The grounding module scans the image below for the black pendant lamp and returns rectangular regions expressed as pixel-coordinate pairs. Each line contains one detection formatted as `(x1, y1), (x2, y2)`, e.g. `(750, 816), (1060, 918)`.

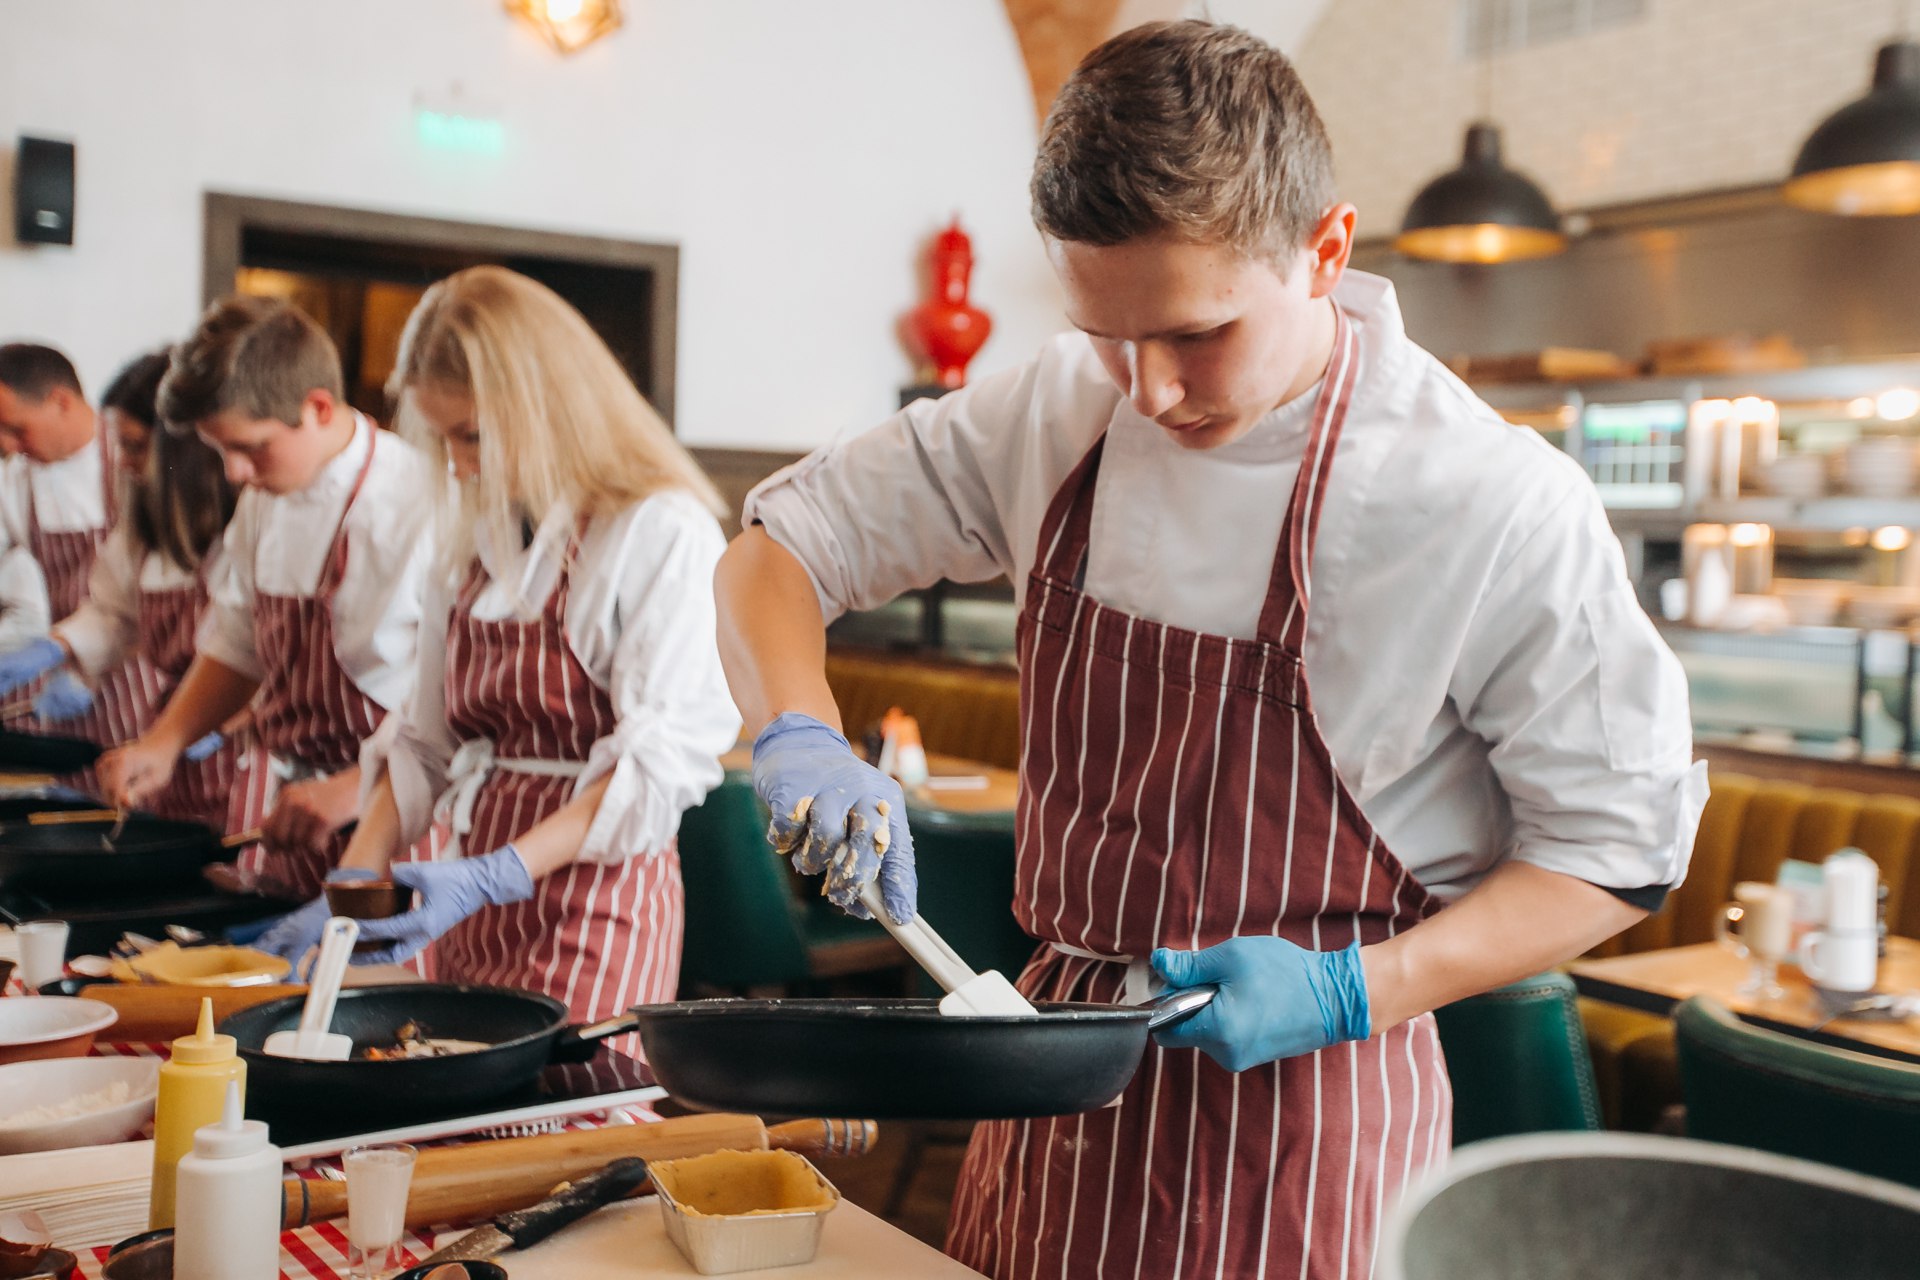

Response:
(1394, 122), (1568, 263)
(1784, 40), (1920, 216)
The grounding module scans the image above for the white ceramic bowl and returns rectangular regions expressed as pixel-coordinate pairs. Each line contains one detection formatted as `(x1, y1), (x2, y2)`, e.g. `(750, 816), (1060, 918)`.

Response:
(0, 1056), (157, 1153)
(0, 997), (118, 1065)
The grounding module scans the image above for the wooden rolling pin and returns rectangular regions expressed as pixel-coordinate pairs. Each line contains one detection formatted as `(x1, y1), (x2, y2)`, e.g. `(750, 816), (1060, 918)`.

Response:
(85, 982), (306, 1042)
(280, 1113), (880, 1230)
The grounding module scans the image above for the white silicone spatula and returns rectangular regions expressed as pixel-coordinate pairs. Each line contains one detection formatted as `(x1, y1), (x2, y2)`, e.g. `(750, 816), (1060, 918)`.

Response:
(264, 916), (358, 1060)
(859, 880), (1037, 1017)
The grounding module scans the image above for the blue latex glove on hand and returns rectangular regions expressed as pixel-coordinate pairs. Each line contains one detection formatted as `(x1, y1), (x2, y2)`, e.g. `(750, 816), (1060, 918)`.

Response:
(353, 844), (535, 965)
(0, 638), (65, 697)
(245, 867), (380, 962)
(751, 712), (917, 925)
(1150, 938), (1371, 1072)
(34, 670), (93, 721)
(183, 732), (224, 762)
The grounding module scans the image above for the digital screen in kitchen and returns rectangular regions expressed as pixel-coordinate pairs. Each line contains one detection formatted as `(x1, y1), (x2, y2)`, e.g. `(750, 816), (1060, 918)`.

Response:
(1581, 400), (1688, 509)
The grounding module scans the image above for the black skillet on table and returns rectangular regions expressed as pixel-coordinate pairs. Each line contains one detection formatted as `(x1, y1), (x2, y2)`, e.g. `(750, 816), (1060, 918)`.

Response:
(625, 988), (1217, 1120)
(218, 983), (646, 1122)
(0, 797), (230, 895)
(0, 725), (103, 773)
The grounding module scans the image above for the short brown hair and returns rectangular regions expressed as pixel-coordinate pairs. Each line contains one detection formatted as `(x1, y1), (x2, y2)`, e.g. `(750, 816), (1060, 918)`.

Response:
(0, 343), (83, 400)
(1031, 20), (1336, 259)
(158, 295), (344, 432)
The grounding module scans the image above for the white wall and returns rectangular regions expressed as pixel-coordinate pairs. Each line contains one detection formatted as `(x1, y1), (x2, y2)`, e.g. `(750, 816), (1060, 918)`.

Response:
(1294, 0), (1900, 238)
(0, 0), (1063, 450)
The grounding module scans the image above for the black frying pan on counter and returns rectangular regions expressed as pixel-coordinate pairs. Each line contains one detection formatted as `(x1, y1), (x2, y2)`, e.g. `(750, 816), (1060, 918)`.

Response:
(0, 726), (103, 774)
(218, 983), (646, 1122)
(0, 798), (231, 894)
(626, 989), (1215, 1120)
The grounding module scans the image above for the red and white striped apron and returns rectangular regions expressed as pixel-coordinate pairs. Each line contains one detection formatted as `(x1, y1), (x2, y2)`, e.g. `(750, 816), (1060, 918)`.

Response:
(430, 549), (683, 1057)
(247, 437), (384, 901)
(26, 431), (164, 759)
(946, 310), (1451, 1280)
(137, 562), (271, 842)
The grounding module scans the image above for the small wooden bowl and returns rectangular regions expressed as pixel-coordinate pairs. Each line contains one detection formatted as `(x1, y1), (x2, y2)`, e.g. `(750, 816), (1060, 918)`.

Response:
(323, 881), (414, 952)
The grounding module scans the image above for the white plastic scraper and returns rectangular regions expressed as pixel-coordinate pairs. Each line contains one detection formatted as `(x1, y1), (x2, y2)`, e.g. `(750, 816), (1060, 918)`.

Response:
(858, 880), (1037, 1017)
(264, 916), (359, 1060)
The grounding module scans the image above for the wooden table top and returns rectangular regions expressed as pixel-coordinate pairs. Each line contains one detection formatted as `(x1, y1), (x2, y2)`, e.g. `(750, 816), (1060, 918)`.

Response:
(719, 747), (1018, 817)
(1570, 936), (1920, 1063)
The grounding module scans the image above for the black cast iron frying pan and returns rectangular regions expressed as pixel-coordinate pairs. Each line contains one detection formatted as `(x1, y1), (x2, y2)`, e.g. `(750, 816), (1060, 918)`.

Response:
(0, 726), (104, 774)
(0, 797), (232, 894)
(626, 988), (1216, 1120)
(218, 983), (643, 1121)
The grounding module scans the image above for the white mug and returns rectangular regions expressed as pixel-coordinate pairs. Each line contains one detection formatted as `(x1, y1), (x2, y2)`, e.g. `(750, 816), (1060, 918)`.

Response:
(1798, 927), (1879, 993)
(14, 920), (70, 991)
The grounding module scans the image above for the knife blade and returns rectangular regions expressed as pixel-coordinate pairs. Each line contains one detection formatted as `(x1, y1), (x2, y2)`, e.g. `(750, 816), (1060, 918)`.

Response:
(417, 1156), (650, 1264)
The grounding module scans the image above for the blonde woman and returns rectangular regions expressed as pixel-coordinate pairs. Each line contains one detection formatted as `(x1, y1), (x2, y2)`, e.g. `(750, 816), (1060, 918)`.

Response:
(261, 266), (740, 1027)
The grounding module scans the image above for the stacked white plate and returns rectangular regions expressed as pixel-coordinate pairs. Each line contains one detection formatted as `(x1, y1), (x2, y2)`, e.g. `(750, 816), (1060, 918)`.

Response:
(1842, 437), (1916, 497)
(1763, 452), (1828, 500)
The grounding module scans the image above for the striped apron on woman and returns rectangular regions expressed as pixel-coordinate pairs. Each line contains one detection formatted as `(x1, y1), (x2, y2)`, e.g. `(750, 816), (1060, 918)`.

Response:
(946, 308), (1451, 1279)
(247, 435), (383, 901)
(429, 548), (683, 1057)
(136, 558), (271, 842)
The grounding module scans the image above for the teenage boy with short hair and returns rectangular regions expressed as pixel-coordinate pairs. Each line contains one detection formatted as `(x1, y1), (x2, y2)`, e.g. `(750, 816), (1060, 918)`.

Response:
(715, 21), (1703, 1279)
(100, 297), (439, 902)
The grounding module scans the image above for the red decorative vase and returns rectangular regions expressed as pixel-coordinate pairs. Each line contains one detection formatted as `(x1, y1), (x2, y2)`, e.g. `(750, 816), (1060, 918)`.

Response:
(908, 218), (993, 389)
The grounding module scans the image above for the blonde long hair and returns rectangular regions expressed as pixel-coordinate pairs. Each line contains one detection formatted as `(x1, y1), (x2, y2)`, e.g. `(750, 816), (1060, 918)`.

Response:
(388, 265), (722, 570)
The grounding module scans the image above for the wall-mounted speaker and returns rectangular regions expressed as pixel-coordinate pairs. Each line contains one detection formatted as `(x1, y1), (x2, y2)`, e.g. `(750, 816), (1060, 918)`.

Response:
(14, 136), (75, 246)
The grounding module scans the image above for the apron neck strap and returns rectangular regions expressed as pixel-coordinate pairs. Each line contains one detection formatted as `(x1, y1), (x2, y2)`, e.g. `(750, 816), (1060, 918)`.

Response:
(1256, 304), (1359, 651)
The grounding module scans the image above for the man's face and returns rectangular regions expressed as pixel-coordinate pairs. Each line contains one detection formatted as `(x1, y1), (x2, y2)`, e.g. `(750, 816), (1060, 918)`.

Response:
(195, 391), (339, 495)
(1048, 214), (1351, 452)
(0, 382), (81, 463)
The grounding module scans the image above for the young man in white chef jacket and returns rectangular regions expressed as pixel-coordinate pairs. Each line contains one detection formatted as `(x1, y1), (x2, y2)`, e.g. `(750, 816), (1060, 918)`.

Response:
(99, 297), (439, 905)
(714, 20), (1704, 1280)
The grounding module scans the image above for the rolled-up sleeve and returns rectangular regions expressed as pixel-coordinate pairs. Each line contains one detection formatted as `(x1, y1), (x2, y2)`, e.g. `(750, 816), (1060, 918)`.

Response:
(743, 351), (1091, 622)
(55, 525), (140, 679)
(195, 502), (263, 681)
(361, 569), (458, 845)
(575, 494), (742, 864)
(1450, 484), (1707, 893)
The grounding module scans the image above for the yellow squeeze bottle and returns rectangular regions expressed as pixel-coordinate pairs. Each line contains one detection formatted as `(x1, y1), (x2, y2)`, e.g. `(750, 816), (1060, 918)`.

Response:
(149, 997), (246, 1230)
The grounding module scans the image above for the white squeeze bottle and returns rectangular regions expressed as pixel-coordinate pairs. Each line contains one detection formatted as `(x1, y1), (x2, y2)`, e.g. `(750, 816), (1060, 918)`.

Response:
(173, 1080), (282, 1279)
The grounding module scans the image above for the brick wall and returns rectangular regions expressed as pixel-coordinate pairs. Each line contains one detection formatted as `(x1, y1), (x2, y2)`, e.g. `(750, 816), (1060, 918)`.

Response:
(1294, 0), (1897, 236)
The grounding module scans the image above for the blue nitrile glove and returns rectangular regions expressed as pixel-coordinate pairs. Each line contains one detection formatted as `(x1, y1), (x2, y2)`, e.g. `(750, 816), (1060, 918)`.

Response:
(353, 844), (535, 965)
(245, 867), (380, 960)
(0, 638), (64, 696)
(33, 670), (93, 721)
(1150, 938), (1371, 1072)
(183, 731), (224, 762)
(751, 711), (917, 925)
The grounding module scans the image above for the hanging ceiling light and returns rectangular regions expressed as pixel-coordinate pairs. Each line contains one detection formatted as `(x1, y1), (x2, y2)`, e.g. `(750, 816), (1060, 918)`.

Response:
(1784, 39), (1920, 216)
(1394, 122), (1568, 263)
(505, 0), (622, 55)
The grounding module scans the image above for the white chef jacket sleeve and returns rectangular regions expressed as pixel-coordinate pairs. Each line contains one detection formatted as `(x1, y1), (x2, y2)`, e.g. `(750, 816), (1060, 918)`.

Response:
(575, 491), (743, 864)
(194, 498), (264, 682)
(743, 347), (1086, 621)
(54, 523), (140, 679)
(361, 565), (459, 846)
(0, 547), (50, 655)
(1449, 471), (1707, 894)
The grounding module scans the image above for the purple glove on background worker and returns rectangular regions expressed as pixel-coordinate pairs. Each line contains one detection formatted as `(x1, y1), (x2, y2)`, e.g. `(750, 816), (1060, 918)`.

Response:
(1150, 938), (1371, 1071)
(751, 711), (918, 925)
(33, 670), (92, 721)
(353, 844), (535, 965)
(0, 637), (63, 695)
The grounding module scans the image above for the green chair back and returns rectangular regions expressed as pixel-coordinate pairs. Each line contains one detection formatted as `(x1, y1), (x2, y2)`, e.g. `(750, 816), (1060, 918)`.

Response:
(1675, 996), (1920, 1188)
(1433, 970), (1604, 1145)
(907, 805), (1037, 994)
(676, 774), (813, 989)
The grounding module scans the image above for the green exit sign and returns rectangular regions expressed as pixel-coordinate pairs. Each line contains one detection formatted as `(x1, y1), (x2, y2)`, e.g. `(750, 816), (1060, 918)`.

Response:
(416, 109), (505, 155)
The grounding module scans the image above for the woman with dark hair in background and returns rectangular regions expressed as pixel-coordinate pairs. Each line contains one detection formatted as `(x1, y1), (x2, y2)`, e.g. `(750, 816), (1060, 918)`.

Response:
(13, 350), (268, 839)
